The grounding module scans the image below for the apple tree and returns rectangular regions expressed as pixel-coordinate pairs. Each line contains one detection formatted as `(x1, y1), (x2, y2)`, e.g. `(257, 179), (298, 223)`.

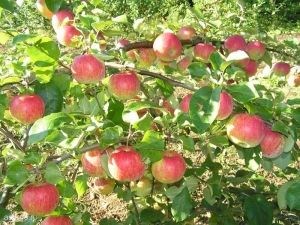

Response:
(0, 0), (300, 224)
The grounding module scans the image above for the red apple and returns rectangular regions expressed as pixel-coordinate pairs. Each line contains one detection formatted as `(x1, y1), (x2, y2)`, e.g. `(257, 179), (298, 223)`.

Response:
(179, 94), (193, 113)
(136, 48), (157, 68)
(107, 72), (141, 101)
(199, 79), (208, 87)
(226, 113), (266, 148)
(246, 41), (265, 60)
(41, 216), (73, 225)
(108, 145), (146, 182)
(130, 176), (152, 197)
(260, 126), (286, 158)
(243, 60), (258, 77)
(36, 0), (53, 19)
(56, 25), (83, 47)
(216, 92), (234, 120)
(151, 151), (186, 184)
(9, 94), (45, 124)
(224, 35), (247, 53)
(193, 43), (216, 63)
(116, 39), (136, 61)
(71, 54), (106, 84)
(177, 26), (196, 40)
(153, 33), (182, 62)
(235, 57), (250, 68)
(94, 177), (116, 195)
(20, 180), (59, 216)
(81, 147), (112, 177)
(96, 32), (107, 50)
(177, 56), (192, 71)
(287, 74), (300, 87)
(161, 98), (175, 116)
(52, 10), (75, 32)
(273, 62), (291, 76)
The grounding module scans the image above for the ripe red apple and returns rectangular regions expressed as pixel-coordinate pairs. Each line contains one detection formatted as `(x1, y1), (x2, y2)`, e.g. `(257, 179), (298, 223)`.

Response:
(108, 145), (146, 182)
(52, 10), (75, 32)
(96, 32), (107, 50)
(107, 72), (141, 101)
(224, 35), (247, 53)
(152, 151), (186, 184)
(260, 126), (286, 159)
(179, 94), (193, 113)
(243, 60), (258, 77)
(116, 39), (136, 61)
(56, 25), (83, 47)
(36, 0), (53, 19)
(193, 43), (216, 63)
(177, 26), (196, 40)
(71, 54), (106, 84)
(153, 33), (182, 62)
(41, 216), (73, 225)
(160, 98), (175, 116)
(216, 92), (234, 120)
(136, 48), (157, 68)
(81, 147), (112, 177)
(235, 57), (250, 68)
(287, 74), (300, 87)
(94, 177), (116, 195)
(273, 62), (291, 76)
(20, 180), (59, 216)
(177, 56), (192, 71)
(9, 94), (45, 124)
(246, 41), (265, 60)
(226, 113), (266, 148)
(130, 176), (152, 197)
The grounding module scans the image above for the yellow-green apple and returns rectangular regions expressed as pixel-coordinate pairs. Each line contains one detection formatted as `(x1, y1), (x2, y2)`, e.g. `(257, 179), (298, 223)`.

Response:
(224, 34), (247, 53)
(107, 72), (141, 101)
(179, 94), (192, 113)
(260, 126), (286, 158)
(20, 180), (59, 216)
(81, 147), (112, 177)
(287, 74), (300, 87)
(130, 176), (152, 197)
(216, 92), (234, 120)
(41, 216), (73, 225)
(9, 94), (45, 124)
(71, 54), (106, 84)
(177, 56), (192, 71)
(193, 43), (216, 63)
(116, 39), (136, 61)
(246, 41), (265, 60)
(272, 62), (291, 76)
(151, 151), (186, 184)
(56, 25), (83, 47)
(52, 10), (75, 32)
(153, 33), (182, 62)
(94, 177), (116, 195)
(156, 58), (172, 69)
(108, 145), (146, 182)
(243, 60), (258, 77)
(226, 113), (266, 148)
(36, 0), (53, 19)
(177, 26), (196, 40)
(136, 48), (157, 68)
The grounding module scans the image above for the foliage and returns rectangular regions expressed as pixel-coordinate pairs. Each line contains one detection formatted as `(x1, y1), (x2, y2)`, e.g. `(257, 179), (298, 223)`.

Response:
(0, 0), (300, 225)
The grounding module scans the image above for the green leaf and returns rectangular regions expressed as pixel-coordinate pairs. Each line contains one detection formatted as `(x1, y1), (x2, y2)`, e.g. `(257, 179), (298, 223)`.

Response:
(107, 98), (124, 124)
(23, 152), (42, 165)
(99, 126), (123, 149)
(209, 135), (229, 148)
(44, 162), (64, 184)
(75, 174), (89, 199)
(125, 100), (164, 112)
(227, 82), (259, 104)
(15, 217), (35, 225)
(135, 130), (165, 151)
(140, 208), (165, 223)
(99, 218), (118, 225)
(209, 52), (225, 71)
(45, 0), (63, 13)
(277, 179), (299, 210)
(171, 187), (193, 222)
(220, 50), (249, 71)
(28, 112), (73, 144)
(156, 78), (174, 98)
(7, 163), (28, 184)
(51, 74), (71, 93)
(179, 135), (195, 152)
(244, 194), (273, 225)
(132, 113), (152, 131)
(0, 32), (10, 45)
(0, 207), (11, 222)
(189, 86), (222, 134)
(272, 152), (292, 170)
(12, 34), (39, 45)
(0, 76), (21, 86)
(261, 50), (272, 67)
(57, 179), (77, 198)
(34, 80), (63, 116)
(187, 62), (211, 79)
(286, 182), (300, 210)
(112, 14), (128, 23)
(92, 21), (114, 31)
(0, 0), (14, 12)
(26, 38), (59, 63)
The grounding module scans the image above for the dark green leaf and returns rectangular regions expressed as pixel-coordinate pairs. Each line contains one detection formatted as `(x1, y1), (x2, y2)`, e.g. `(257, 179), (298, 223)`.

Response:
(0, 208), (11, 222)
(57, 179), (77, 198)
(107, 98), (124, 124)
(7, 163), (28, 184)
(23, 152), (42, 165)
(286, 182), (300, 210)
(171, 187), (193, 222)
(155, 79), (174, 98)
(45, 0), (63, 13)
(16, 217), (35, 225)
(209, 52), (225, 71)
(0, 0), (14, 12)
(140, 208), (165, 223)
(51, 74), (71, 93)
(135, 130), (165, 151)
(44, 162), (64, 184)
(227, 82), (259, 103)
(187, 62), (211, 79)
(244, 194), (273, 225)
(209, 135), (229, 148)
(272, 152), (292, 170)
(100, 126), (123, 149)
(99, 218), (118, 225)
(179, 135), (195, 152)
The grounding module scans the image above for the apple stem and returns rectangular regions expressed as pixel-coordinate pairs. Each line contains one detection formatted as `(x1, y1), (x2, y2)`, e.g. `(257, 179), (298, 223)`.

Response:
(125, 183), (141, 225)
